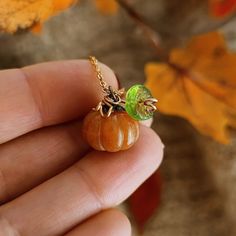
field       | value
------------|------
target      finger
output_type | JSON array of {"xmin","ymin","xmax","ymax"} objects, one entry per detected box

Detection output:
[
  {"xmin": 64, "ymin": 209, "xmax": 131, "ymax": 236},
  {"xmin": 140, "ymin": 118, "xmax": 153, "ymax": 127},
  {"xmin": 0, "ymin": 60, "xmax": 117, "ymax": 143},
  {"xmin": 0, "ymin": 126, "xmax": 164, "ymax": 236},
  {"xmin": 0, "ymin": 120, "xmax": 89, "ymax": 204}
]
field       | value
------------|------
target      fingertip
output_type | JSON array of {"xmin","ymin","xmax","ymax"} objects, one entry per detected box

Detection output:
[
  {"xmin": 138, "ymin": 125, "xmax": 164, "ymax": 172},
  {"xmin": 106, "ymin": 209, "xmax": 132, "ymax": 236},
  {"xmin": 65, "ymin": 209, "xmax": 131, "ymax": 236},
  {"xmin": 22, "ymin": 59, "xmax": 119, "ymax": 121},
  {"xmin": 98, "ymin": 62, "xmax": 119, "ymax": 90},
  {"xmin": 77, "ymin": 125, "xmax": 164, "ymax": 208},
  {"xmin": 139, "ymin": 118, "xmax": 153, "ymax": 127}
]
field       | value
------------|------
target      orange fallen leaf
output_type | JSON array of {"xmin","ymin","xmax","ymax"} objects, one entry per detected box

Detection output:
[
  {"xmin": 145, "ymin": 32, "xmax": 236, "ymax": 143},
  {"xmin": 209, "ymin": 0, "xmax": 236, "ymax": 17},
  {"xmin": 95, "ymin": 0, "xmax": 118, "ymax": 14},
  {"xmin": 0, "ymin": 0, "xmax": 77, "ymax": 33}
]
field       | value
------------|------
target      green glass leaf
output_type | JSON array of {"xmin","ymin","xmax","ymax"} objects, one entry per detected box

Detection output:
[{"xmin": 125, "ymin": 84, "xmax": 157, "ymax": 121}]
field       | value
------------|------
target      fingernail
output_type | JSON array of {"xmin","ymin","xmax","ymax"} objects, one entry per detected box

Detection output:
[
  {"xmin": 139, "ymin": 118, "xmax": 153, "ymax": 128},
  {"xmin": 161, "ymin": 142, "xmax": 165, "ymax": 149},
  {"xmin": 114, "ymin": 72, "xmax": 122, "ymax": 89}
]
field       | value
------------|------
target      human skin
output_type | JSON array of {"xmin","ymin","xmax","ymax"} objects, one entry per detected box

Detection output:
[{"xmin": 0, "ymin": 60, "xmax": 164, "ymax": 236}]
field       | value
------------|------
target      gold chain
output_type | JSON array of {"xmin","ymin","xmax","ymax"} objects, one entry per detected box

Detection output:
[{"xmin": 89, "ymin": 56, "xmax": 108, "ymax": 93}]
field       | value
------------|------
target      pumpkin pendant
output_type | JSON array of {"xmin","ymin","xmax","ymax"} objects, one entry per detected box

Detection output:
[
  {"xmin": 82, "ymin": 56, "xmax": 158, "ymax": 152},
  {"xmin": 83, "ymin": 111, "xmax": 139, "ymax": 152}
]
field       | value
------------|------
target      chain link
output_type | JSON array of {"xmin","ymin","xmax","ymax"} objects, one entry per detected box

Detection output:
[{"xmin": 89, "ymin": 56, "xmax": 109, "ymax": 94}]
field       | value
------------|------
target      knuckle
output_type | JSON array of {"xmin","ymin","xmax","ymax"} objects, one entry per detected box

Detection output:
[{"xmin": 74, "ymin": 164, "xmax": 106, "ymax": 209}]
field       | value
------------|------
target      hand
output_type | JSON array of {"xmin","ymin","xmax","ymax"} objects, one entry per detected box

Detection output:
[{"xmin": 0, "ymin": 60, "xmax": 164, "ymax": 236}]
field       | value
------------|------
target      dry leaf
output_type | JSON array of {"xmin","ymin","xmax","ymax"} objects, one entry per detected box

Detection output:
[
  {"xmin": 209, "ymin": 0, "xmax": 236, "ymax": 17},
  {"xmin": 0, "ymin": 0, "xmax": 77, "ymax": 33},
  {"xmin": 145, "ymin": 32, "xmax": 236, "ymax": 143},
  {"xmin": 95, "ymin": 0, "xmax": 118, "ymax": 14},
  {"xmin": 129, "ymin": 171, "xmax": 162, "ymax": 232}
]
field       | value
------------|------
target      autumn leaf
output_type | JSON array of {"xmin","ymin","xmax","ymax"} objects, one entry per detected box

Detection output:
[
  {"xmin": 129, "ymin": 171, "xmax": 162, "ymax": 232},
  {"xmin": 94, "ymin": 0, "xmax": 118, "ymax": 14},
  {"xmin": 209, "ymin": 0, "xmax": 236, "ymax": 17},
  {"xmin": 228, "ymin": 108, "xmax": 236, "ymax": 128},
  {"xmin": 0, "ymin": 0, "xmax": 77, "ymax": 33},
  {"xmin": 145, "ymin": 31, "xmax": 236, "ymax": 143}
]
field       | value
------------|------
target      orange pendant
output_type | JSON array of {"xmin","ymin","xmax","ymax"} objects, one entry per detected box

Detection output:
[
  {"xmin": 82, "ymin": 111, "xmax": 139, "ymax": 152},
  {"xmin": 83, "ymin": 56, "xmax": 157, "ymax": 153}
]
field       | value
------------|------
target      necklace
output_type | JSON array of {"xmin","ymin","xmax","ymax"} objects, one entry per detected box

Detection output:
[{"xmin": 82, "ymin": 56, "xmax": 157, "ymax": 152}]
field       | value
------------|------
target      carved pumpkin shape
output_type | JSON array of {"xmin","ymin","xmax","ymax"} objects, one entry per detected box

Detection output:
[{"xmin": 83, "ymin": 111, "xmax": 139, "ymax": 152}]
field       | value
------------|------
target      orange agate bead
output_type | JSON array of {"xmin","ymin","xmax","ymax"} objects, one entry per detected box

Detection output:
[{"xmin": 82, "ymin": 111, "xmax": 139, "ymax": 152}]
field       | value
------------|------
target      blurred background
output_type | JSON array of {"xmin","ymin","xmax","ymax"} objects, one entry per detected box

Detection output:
[{"xmin": 1, "ymin": 0, "xmax": 236, "ymax": 235}]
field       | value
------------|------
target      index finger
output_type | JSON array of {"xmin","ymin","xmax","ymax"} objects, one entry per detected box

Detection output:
[{"xmin": 0, "ymin": 60, "xmax": 118, "ymax": 143}]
